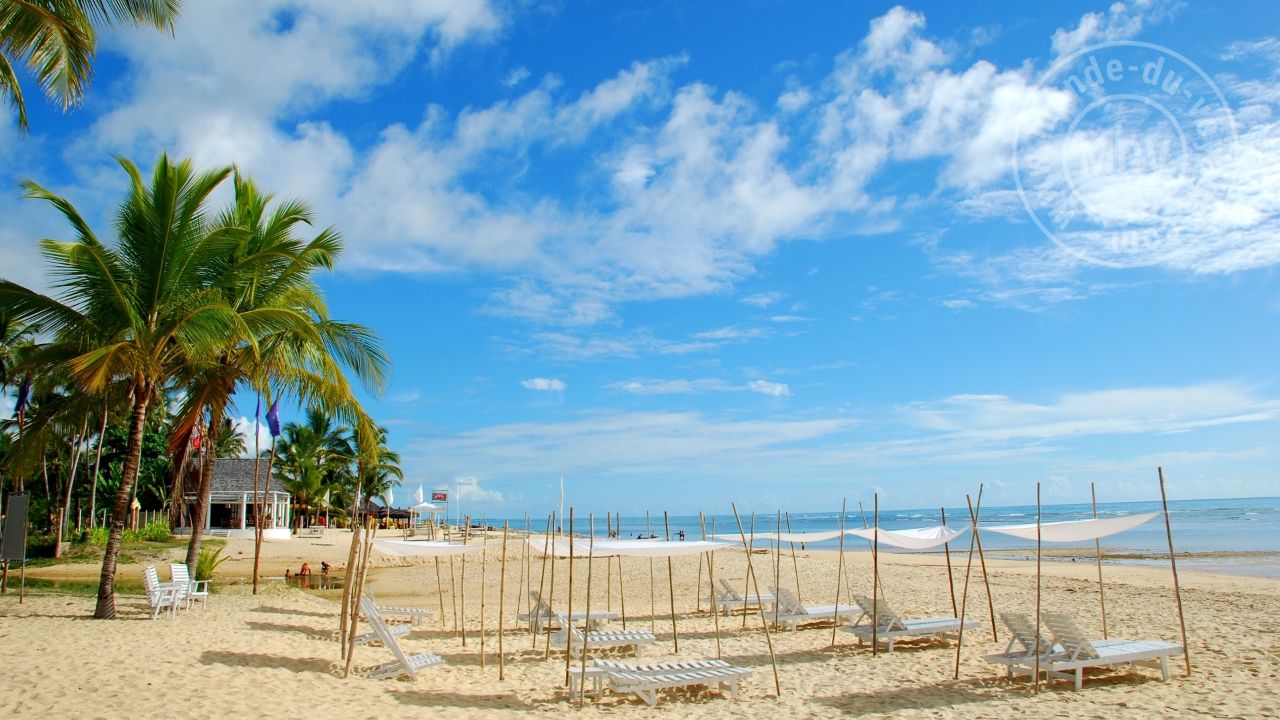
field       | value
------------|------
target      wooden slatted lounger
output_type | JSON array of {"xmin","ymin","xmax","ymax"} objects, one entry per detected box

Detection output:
[
  {"xmin": 359, "ymin": 596, "xmax": 445, "ymax": 680},
  {"xmin": 842, "ymin": 593, "xmax": 979, "ymax": 651},
  {"xmin": 1040, "ymin": 612, "xmax": 1183, "ymax": 691}
]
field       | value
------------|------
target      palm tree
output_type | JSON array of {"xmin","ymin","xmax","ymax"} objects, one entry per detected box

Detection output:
[
  {"xmin": 213, "ymin": 416, "xmax": 244, "ymax": 458},
  {"xmin": 0, "ymin": 153, "xmax": 243, "ymax": 618},
  {"xmin": 273, "ymin": 407, "xmax": 353, "ymax": 528},
  {"xmin": 173, "ymin": 172, "xmax": 387, "ymax": 569},
  {"xmin": 0, "ymin": 0, "xmax": 179, "ymax": 131},
  {"xmin": 354, "ymin": 425, "xmax": 401, "ymax": 523}
]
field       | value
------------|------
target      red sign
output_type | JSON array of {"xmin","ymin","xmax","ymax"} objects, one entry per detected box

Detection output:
[{"xmin": 431, "ymin": 491, "xmax": 447, "ymax": 502}]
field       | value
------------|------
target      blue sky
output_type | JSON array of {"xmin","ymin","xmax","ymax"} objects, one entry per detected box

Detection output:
[{"xmin": 2, "ymin": 1, "xmax": 1279, "ymax": 516}]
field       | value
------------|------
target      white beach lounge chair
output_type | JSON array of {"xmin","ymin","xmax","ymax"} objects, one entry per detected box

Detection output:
[
  {"xmin": 550, "ymin": 611, "xmax": 655, "ymax": 659},
  {"xmin": 142, "ymin": 565, "xmax": 183, "ymax": 620},
  {"xmin": 358, "ymin": 596, "xmax": 445, "ymax": 680},
  {"xmin": 768, "ymin": 586, "xmax": 860, "ymax": 631},
  {"xmin": 169, "ymin": 562, "xmax": 210, "ymax": 610},
  {"xmin": 353, "ymin": 621, "xmax": 412, "ymax": 647},
  {"xmin": 1038, "ymin": 612, "xmax": 1183, "ymax": 691},
  {"xmin": 842, "ymin": 593, "xmax": 979, "ymax": 651},
  {"xmin": 519, "ymin": 591, "xmax": 617, "ymax": 633},
  {"xmin": 366, "ymin": 591, "xmax": 432, "ymax": 625},
  {"xmin": 984, "ymin": 612, "xmax": 1064, "ymax": 678},
  {"xmin": 569, "ymin": 658, "xmax": 752, "ymax": 704},
  {"xmin": 710, "ymin": 578, "xmax": 775, "ymax": 616}
]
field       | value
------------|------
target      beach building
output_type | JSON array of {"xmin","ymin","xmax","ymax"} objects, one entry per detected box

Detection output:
[{"xmin": 176, "ymin": 458, "xmax": 292, "ymax": 540}]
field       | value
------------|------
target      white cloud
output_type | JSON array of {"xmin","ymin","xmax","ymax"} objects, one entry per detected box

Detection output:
[
  {"xmin": 230, "ymin": 415, "xmax": 272, "ymax": 458},
  {"xmin": 503, "ymin": 66, "xmax": 531, "ymax": 87},
  {"xmin": 740, "ymin": 291, "xmax": 786, "ymax": 308},
  {"xmin": 454, "ymin": 475, "xmax": 505, "ymax": 503},
  {"xmin": 521, "ymin": 377, "xmax": 566, "ymax": 392},
  {"xmin": 1051, "ymin": 0, "xmax": 1178, "ymax": 59},
  {"xmin": 746, "ymin": 380, "xmax": 791, "ymax": 397}
]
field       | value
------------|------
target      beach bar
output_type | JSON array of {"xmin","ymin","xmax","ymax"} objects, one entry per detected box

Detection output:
[{"xmin": 177, "ymin": 458, "xmax": 292, "ymax": 540}]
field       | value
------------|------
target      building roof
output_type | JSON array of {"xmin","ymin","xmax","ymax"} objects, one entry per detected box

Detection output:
[{"xmin": 207, "ymin": 458, "xmax": 287, "ymax": 495}]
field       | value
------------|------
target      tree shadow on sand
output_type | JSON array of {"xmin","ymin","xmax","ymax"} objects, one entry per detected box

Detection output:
[
  {"xmin": 245, "ymin": 620, "xmax": 334, "ymax": 641},
  {"xmin": 809, "ymin": 678, "xmax": 1013, "ymax": 716},
  {"xmin": 252, "ymin": 604, "xmax": 332, "ymax": 619},
  {"xmin": 201, "ymin": 650, "xmax": 338, "ymax": 675}
]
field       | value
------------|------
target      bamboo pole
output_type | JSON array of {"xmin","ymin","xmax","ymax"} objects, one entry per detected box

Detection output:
[
  {"xmin": 743, "ymin": 512, "xmax": 756, "ymax": 630},
  {"xmin": 700, "ymin": 512, "xmax": 721, "ymax": 658},
  {"xmin": 857, "ymin": 502, "xmax": 887, "ymax": 599},
  {"xmin": 968, "ymin": 484, "xmax": 998, "ymax": 642},
  {"xmin": 343, "ymin": 518, "xmax": 376, "ymax": 677},
  {"xmin": 449, "ymin": 555, "xmax": 459, "ymax": 637},
  {"xmin": 579, "ymin": 513, "xmax": 595, "ymax": 706},
  {"xmin": 480, "ymin": 517, "xmax": 488, "ymax": 668},
  {"xmin": 646, "ymin": 511, "xmax": 655, "ymax": 632},
  {"xmin": 461, "ymin": 515, "xmax": 469, "ymax": 647},
  {"xmin": 772, "ymin": 510, "xmax": 782, "ymax": 630},
  {"xmin": 338, "ymin": 513, "xmax": 362, "ymax": 659},
  {"xmin": 954, "ymin": 492, "xmax": 978, "ymax": 680},
  {"xmin": 544, "ymin": 512, "xmax": 557, "ymax": 659},
  {"xmin": 731, "ymin": 502, "xmax": 781, "ymax": 696},
  {"xmin": 1035, "ymin": 482, "xmax": 1042, "ymax": 694},
  {"xmin": 1091, "ymin": 482, "xmax": 1108, "ymax": 639},
  {"xmin": 785, "ymin": 512, "xmax": 802, "ymax": 605},
  {"xmin": 430, "ymin": 555, "xmax": 445, "ymax": 630},
  {"xmin": 499, "ymin": 522, "xmax": 509, "ymax": 680},
  {"xmin": 564, "ymin": 507, "xmax": 575, "ymax": 687},
  {"xmin": 1159, "ymin": 467, "xmax": 1192, "ymax": 675},
  {"xmin": 515, "ymin": 514, "xmax": 528, "ymax": 621},
  {"xmin": 617, "ymin": 551, "xmax": 627, "ymax": 629},
  {"xmin": 535, "ymin": 514, "xmax": 552, "ymax": 651},
  {"xmin": 871, "ymin": 494, "xmax": 879, "ymax": 656},
  {"xmin": 941, "ymin": 506, "xmax": 957, "ymax": 617},
  {"xmin": 830, "ymin": 498, "xmax": 848, "ymax": 647},
  {"xmin": 663, "ymin": 511, "xmax": 678, "ymax": 652},
  {"xmin": 607, "ymin": 512, "xmax": 614, "ymax": 612}
]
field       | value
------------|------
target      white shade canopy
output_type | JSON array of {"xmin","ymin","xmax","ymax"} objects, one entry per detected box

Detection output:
[
  {"xmin": 529, "ymin": 537, "xmax": 730, "ymax": 558},
  {"xmin": 845, "ymin": 524, "xmax": 969, "ymax": 550},
  {"xmin": 983, "ymin": 512, "xmax": 1159, "ymax": 543},
  {"xmin": 713, "ymin": 529, "xmax": 848, "ymax": 544},
  {"xmin": 373, "ymin": 539, "xmax": 485, "ymax": 557},
  {"xmin": 412, "ymin": 502, "xmax": 445, "ymax": 512}
]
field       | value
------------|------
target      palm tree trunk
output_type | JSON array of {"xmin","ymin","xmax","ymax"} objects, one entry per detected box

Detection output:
[
  {"xmin": 94, "ymin": 379, "xmax": 151, "ymax": 619},
  {"xmin": 168, "ymin": 428, "xmax": 194, "ymax": 528},
  {"xmin": 88, "ymin": 396, "xmax": 108, "ymax": 527},
  {"xmin": 55, "ymin": 416, "xmax": 90, "ymax": 557},
  {"xmin": 185, "ymin": 408, "xmax": 222, "ymax": 569}
]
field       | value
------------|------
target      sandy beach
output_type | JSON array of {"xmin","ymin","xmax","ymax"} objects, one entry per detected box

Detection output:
[{"xmin": 2, "ymin": 530, "xmax": 1278, "ymax": 719}]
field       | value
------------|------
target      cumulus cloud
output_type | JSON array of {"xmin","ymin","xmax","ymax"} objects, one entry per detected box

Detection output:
[
  {"xmin": 1050, "ymin": 0, "xmax": 1178, "ymax": 59},
  {"xmin": 454, "ymin": 475, "xmax": 505, "ymax": 502},
  {"xmin": 746, "ymin": 380, "xmax": 792, "ymax": 397},
  {"xmin": 230, "ymin": 415, "xmax": 272, "ymax": 457},
  {"xmin": 522, "ymin": 377, "xmax": 566, "ymax": 391}
]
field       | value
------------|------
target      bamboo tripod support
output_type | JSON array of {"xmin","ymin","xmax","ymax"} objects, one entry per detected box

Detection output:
[
  {"xmin": 664, "ymin": 511, "xmax": 678, "ymax": 652},
  {"xmin": 1159, "ymin": 467, "xmax": 1192, "ymax": 676},
  {"xmin": 1091, "ymin": 482, "xmax": 1108, "ymax": 639},
  {"xmin": 730, "ymin": 502, "xmax": 781, "ymax": 697},
  {"xmin": 499, "ymin": 522, "xmax": 508, "ymax": 680}
]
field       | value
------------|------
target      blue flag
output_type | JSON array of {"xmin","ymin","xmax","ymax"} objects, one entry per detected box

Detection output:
[
  {"xmin": 255, "ymin": 395, "xmax": 261, "ymax": 420},
  {"xmin": 14, "ymin": 376, "xmax": 31, "ymax": 416},
  {"xmin": 266, "ymin": 398, "xmax": 281, "ymax": 438}
]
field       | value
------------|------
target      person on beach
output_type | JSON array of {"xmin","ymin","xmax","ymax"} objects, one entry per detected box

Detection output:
[
  {"xmin": 321, "ymin": 561, "xmax": 331, "ymax": 575},
  {"xmin": 299, "ymin": 563, "xmax": 311, "ymax": 576}
]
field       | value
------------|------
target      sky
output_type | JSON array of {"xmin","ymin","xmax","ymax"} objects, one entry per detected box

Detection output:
[{"xmin": 2, "ymin": 0, "xmax": 1278, "ymax": 516}]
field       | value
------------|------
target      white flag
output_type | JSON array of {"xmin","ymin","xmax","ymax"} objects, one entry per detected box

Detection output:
[
  {"xmin": 384, "ymin": 487, "xmax": 394, "ymax": 508},
  {"xmin": 414, "ymin": 485, "xmax": 424, "ymax": 504}
]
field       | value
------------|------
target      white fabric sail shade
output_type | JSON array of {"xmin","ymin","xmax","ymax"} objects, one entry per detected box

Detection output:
[
  {"xmin": 845, "ymin": 525, "xmax": 969, "ymax": 550},
  {"xmin": 373, "ymin": 539, "xmax": 486, "ymax": 557},
  {"xmin": 528, "ymin": 537, "xmax": 730, "ymax": 558},
  {"xmin": 983, "ymin": 512, "xmax": 1159, "ymax": 543},
  {"xmin": 714, "ymin": 525, "xmax": 968, "ymax": 549}
]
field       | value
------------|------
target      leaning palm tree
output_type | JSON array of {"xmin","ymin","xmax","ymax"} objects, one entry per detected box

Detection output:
[
  {"xmin": 0, "ymin": 0, "xmax": 179, "ymax": 131},
  {"xmin": 172, "ymin": 173, "xmax": 387, "ymax": 570},
  {"xmin": 0, "ymin": 153, "xmax": 243, "ymax": 618}
]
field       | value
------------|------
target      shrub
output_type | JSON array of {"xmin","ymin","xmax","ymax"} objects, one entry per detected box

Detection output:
[
  {"xmin": 134, "ymin": 517, "xmax": 172, "ymax": 542},
  {"xmin": 194, "ymin": 544, "xmax": 228, "ymax": 582}
]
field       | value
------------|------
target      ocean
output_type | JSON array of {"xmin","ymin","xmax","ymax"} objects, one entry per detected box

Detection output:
[{"xmin": 493, "ymin": 496, "xmax": 1280, "ymax": 578}]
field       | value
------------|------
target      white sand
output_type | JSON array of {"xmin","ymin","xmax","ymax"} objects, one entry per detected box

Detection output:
[{"xmin": 2, "ymin": 529, "xmax": 1278, "ymax": 718}]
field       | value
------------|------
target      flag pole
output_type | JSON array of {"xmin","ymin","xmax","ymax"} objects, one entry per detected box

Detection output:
[{"xmin": 1159, "ymin": 467, "xmax": 1191, "ymax": 675}]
